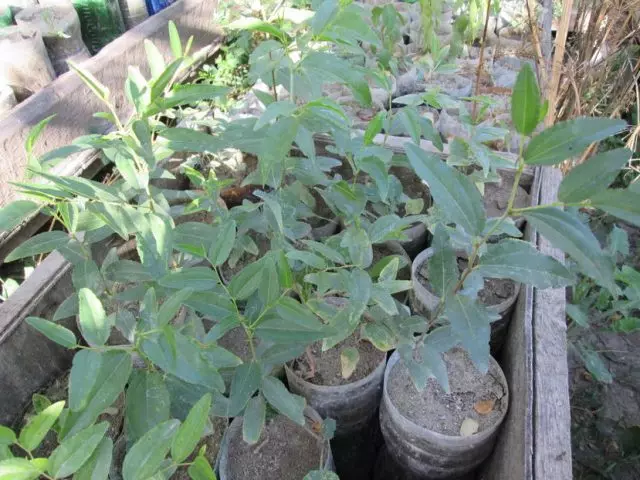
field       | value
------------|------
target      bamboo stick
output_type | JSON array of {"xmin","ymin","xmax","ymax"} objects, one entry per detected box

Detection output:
[{"xmin": 545, "ymin": 0, "xmax": 574, "ymax": 126}]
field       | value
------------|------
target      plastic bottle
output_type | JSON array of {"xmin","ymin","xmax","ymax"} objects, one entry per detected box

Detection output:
[
  {"xmin": 145, "ymin": 0, "xmax": 175, "ymax": 15},
  {"xmin": 71, "ymin": 0, "xmax": 125, "ymax": 54}
]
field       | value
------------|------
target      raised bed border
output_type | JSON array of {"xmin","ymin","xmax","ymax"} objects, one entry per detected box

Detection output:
[{"xmin": 0, "ymin": 0, "xmax": 223, "ymax": 261}]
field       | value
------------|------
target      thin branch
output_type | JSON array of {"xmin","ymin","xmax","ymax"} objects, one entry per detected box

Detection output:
[{"xmin": 471, "ymin": 0, "xmax": 493, "ymax": 122}]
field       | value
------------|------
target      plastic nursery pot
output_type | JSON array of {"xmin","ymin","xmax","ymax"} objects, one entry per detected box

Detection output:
[
  {"xmin": 285, "ymin": 337, "xmax": 387, "ymax": 436},
  {"xmin": 216, "ymin": 407, "xmax": 335, "ymax": 480},
  {"xmin": 410, "ymin": 248, "xmax": 521, "ymax": 355},
  {"xmin": 0, "ymin": 25, "xmax": 55, "ymax": 101},
  {"xmin": 15, "ymin": 5, "xmax": 90, "ymax": 75},
  {"xmin": 379, "ymin": 349, "xmax": 509, "ymax": 479}
]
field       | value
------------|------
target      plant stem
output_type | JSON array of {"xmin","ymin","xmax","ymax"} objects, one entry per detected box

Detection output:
[{"xmin": 471, "ymin": 0, "xmax": 492, "ymax": 122}]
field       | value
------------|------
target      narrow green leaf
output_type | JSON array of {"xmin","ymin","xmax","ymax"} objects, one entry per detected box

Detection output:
[
  {"xmin": 0, "ymin": 428, "xmax": 16, "ymax": 446},
  {"xmin": 78, "ymin": 288, "xmax": 110, "ymax": 347},
  {"xmin": 186, "ymin": 455, "xmax": 217, "ymax": 480},
  {"xmin": 341, "ymin": 226, "xmax": 373, "ymax": 268},
  {"xmin": 0, "ymin": 458, "xmax": 41, "ymax": 480},
  {"xmin": 427, "ymin": 226, "xmax": 458, "ymax": 297},
  {"xmin": 364, "ymin": 112, "xmax": 385, "ymax": 145},
  {"xmin": 208, "ymin": 220, "xmax": 236, "ymax": 266},
  {"xmin": 171, "ymin": 394, "xmax": 211, "ymax": 463},
  {"xmin": 286, "ymin": 250, "xmax": 327, "ymax": 269},
  {"xmin": 125, "ymin": 370, "xmax": 171, "ymax": 444},
  {"xmin": 68, "ymin": 61, "xmax": 109, "ymax": 101},
  {"xmin": 477, "ymin": 239, "xmax": 574, "ymax": 288},
  {"xmin": 566, "ymin": 303, "xmax": 590, "ymax": 328},
  {"xmin": 73, "ymin": 436, "xmax": 112, "ymax": 480},
  {"xmin": 511, "ymin": 64, "xmax": 541, "ymax": 135},
  {"xmin": 254, "ymin": 101, "xmax": 297, "ymax": 131},
  {"xmin": 0, "ymin": 201, "xmax": 40, "ymax": 232},
  {"xmin": 304, "ymin": 471, "xmax": 340, "ymax": 480},
  {"xmin": 26, "ymin": 317, "xmax": 76, "ymax": 348},
  {"xmin": 242, "ymin": 396, "xmax": 266, "ymax": 445},
  {"xmin": 229, "ymin": 362, "xmax": 262, "ymax": 412},
  {"xmin": 398, "ymin": 107, "xmax": 422, "ymax": 144},
  {"xmin": 255, "ymin": 297, "xmax": 326, "ymax": 344},
  {"xmin": 122, "ymin": 420, "xmax": 180, "ymax": 480},
  {"xmin": 405, "ymin": 143, "xmax": 485, "ymax": 236},
  {"xmin": 144, "ymin": 39, "xmax": 166, "ymax": 78},
  {"xmin": 158, "ymin": 288, "xmax": 193, "ymax": 327},
  {"xmin": 340, "ymin": 347, "xmax": 360, "ymax": 379},
  {"xmin": 62, "ymin": 352, "xmax": 132, "ymax": 438},
  {"xmin": 524, "ymin": 207, "xmax": 615, "ymax": 290},
  {"xmin": 69, "ymin": 350, "xmax": 102, "ymax": 412},
  {"xmin": 261, "ymin": 376, "xmax": 306, "ymax": 426},
  {"xmin": 523, "ymin": 118, "xmax": 627, "ymax": 165},
  {"xmin": 48, "ymin": 422, "xmax": 108, "ymax": 478},
  {"xmin": 168, "ymin": 21, "xmax": 182, "ymax": 58},
  {"xmin": 444, "ymin": 295, "xmax": 491, "ymax": 373},
  {"xmin": 228, "ymin": 261, "xmax": 265, "ymax": 300},
  {"xmin": 5, "ymin": 231, "xmax": 69, "ymax": 262},
  {"xmin": 589, "ymin": 189, "xmax": 640, "ymax": 227},
  {"xmin": 159, "ymin": 267, "xmax": 220, "ymax": 291},
  {"xmin": 558, "ymin": 148, "xmax": 632, "ymax": 202},
  {"xmin": 19, "ymin": 401, "xmax": 65, "ymax": 451}
]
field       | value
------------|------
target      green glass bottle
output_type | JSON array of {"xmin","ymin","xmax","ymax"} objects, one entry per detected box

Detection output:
[{"xmin": 72, "ymin": 0, "xmax": 125, "ymax": 54}]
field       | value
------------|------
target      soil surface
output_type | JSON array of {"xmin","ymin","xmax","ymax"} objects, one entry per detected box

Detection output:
[
  {"xmin": 417, "ymin": 257, "xmax": 516, "ymax": 306},
  {"xmin": 291, "ymin": 335, "xmax": 386, "ymax": 387},
  {"xmin": 227, "ymin": 415, "xmax": 324, "ymax": 480},
  {"xmin": 218, "ymin": 326, "xmax": 253, "ymax": 363},
  {"xmin": 388, "ymin": 349, "xmax": 507, "ymax": 436},
  {"xmin": 389, "ymin": 166, "xmax": 430, "ymax": 216},
  {"xmin": 570, "ymin": 328, "xmax": 640, "ymax": 480}
]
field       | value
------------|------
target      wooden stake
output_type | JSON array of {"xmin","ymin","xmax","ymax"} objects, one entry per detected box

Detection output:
[{"xmin": 546, "ymin": 0, "xmax": 574, "ymax": 126}]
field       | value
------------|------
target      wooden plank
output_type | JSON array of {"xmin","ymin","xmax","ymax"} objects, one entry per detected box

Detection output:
[
  {"xmin": 0, "ymin": 0, "xmax": 223, "ymax": 209},
  {"xmin": 532, "ymin": 166, "xmax": 573, "ymax": 478}
]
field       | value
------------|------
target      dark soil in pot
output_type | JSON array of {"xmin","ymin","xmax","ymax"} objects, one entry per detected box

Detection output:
[
  {"xmin": 218, "ymin": 412, "xmax": 333, "ymax": 480},
  {"xmin": 391, "ymin": 165, "xmax": 432, "ymax": 257},
  {"xmin": 290, "ymin": 335, "xmax": 386, "ymax": 387},
  {"xmin": 380, "ymin": 349, "xmax": 509, "ymax": 479}
]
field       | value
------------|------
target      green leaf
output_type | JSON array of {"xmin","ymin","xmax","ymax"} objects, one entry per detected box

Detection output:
[
  {"xmin": 341, "ymin": 226, "xmax": 373, "ymax": 268},
  {"xmin": 5, "ymin": 231, "xmax": 69, "ymax": 262},
  {"xmin": 427, "ymin": 226, "xmax": 458, "ymax": 298},
  {"xmin": 78, "ymin": 288, "xmax": 110, "ymax": 347},
  {"xmin": 0, "ymin": 201, "xmax": 40, "ymax": 232},
  {"xmin": 68, "ymin": 61, "xmax": 109, "ymax": 101},
  {"xmin": 158, "ymin": 288, "xmax": 194, "ymax": 327},
  {"xmin": 168, "ymin": 20, "xmax": 182, "ymax": 58},
  {"xmin": 104, "ymin": 260, "xmax": 153, "ymax": 283},
  {"xmin": 19, "ymin": 401, "xmax": 65, "ymax": 451},
  {"xmin": 159, "ymin": 128, "xmax": 226, "ymax": 154},
  {"xmin": 360, "ymin": 156, "xmax": 389, "ymax": 202},
  {"xmin": 0, "ymin": 458, "xmax": 41, "ymax": 480},
  {"xmin": 589, "ymin": 189, "xmax": 640, "ymax": 227},
  {"xmin": 261, "ymin": 376, "xmax": 306, "ymax": 426},
  {"xmin": 405, "ymin": 143, "xmax": 485, "ymax": 236},
  {"xmin": 523, "ymin": 118, "xmax": 627, "ymax": 165},
  {"xmin": 477, "ymin": 239, "xmax": 574, "ymax": 288},
  {"xmin": 25, "ymin": 114, "xmax": 56, "ymax": 156},
  {"xmin": 286, "ymin": 250, "xmax": 327, "ymax": 269},
  {"xmin": 361, "ymin": 322, "xmax": 395, "ymax": 351},
  {"xmin": 229, "ymin": 362, "xmax": 262, "ymax": 413},
  {"xmin": 340, "ymin": 347, "xmax": 360, "ymax": 379},
  {"xmin": 186, "ymin": 455, "xmax": 217, "ymax": 480},
  {"xmin": 73, "ymin": 436, "xmax": 112, "ymax": 480},
  {"xmin": 364, "ymin": 112, "xmax": 385, "ymax": 145},
  {"xmin": 48, "ymin": 422, "xmax": 108, "ymax": 478},
  {"xmin": 524, "ymin": 207, "xmax": 615, "ymax": 290},
  {"xmin": 62, "ymin": 352, "xmax": 132, "ymax": 438},
  {"xmin": 0, "ymin": 428, "xmax": 15, "ymax": 446},
  {"xmin": 144, "ymin": 39, "xmax": 166, "ymax": 78},
  {"xmin": 576, "ymin": 344, "xmax": 613, "ymax": 383},
  {"xmin": 228, "ymin": 261, "xmax": 265, "ymax": 300},
  {"xmin": 26, "ymin": 317, "xmax": 76, "ymax": 348},
  {"xmin": 255, "ymin": 297, "xmax": 326, "ymax": 344},
  {"xmin": 566, "ymin": 303, "xmax": 590, "ymax": 328},
  {"xmin": 444, "ymin": 295, "xmax": 491, "ymax": 373},
  {"xmin": 208, "ymin": 220, "xmax": 236, "ymax": 266},
  {"xmin": 242, "ymin": 395, "xmax": 266, "ymax": 445},
  {"xmin": 125, "ymin": 371, "xmax": 171, "ymax": 444},
  {"xmin": 147, "ymin": 84, "xmax": 230, "ymax": 115},
  {"xmin": 137, "ymin": 214, "xmax": 173, "ymax": 278},
  {"xmin": 159, "ymin": 268, "xmax": 220, "ymax": 291},
  {"xmin": 228, "ymin": 16, "xmax": 287, "ymax": 41},
  {"xmin": 558, "ymin": 148, "xmax": 632, "ymax": 202},
  {"xmin": 122, "ymin": 420, "xmax": 180, "ymax": 480},
  {"xmin": 171, "ymin": 394, "xmax": 211, "ymax": 463},
  {"xmin": 398, "ymin": 107, "xmax": 422, "ymax": 144},
  {"xmin": 69, "ymin": 350, "xmax": 102, "ymax": 412},
  {"xmin": 255, "ymin": 101, "xmax": 297, "ymax": 130},
  {"xmin": 510, "ymin": 64, "xmax": 541, "ymax": 135}
]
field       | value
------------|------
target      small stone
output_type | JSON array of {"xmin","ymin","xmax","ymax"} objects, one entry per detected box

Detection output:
[{"xmin": 460, "ymin": 418, "xmax": 479, "ymax": 437}]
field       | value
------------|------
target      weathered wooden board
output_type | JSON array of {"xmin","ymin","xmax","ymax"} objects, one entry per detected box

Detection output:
[{"xmin": 0, "ymin": 0, "xmax": 223, "ymax": 258}]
